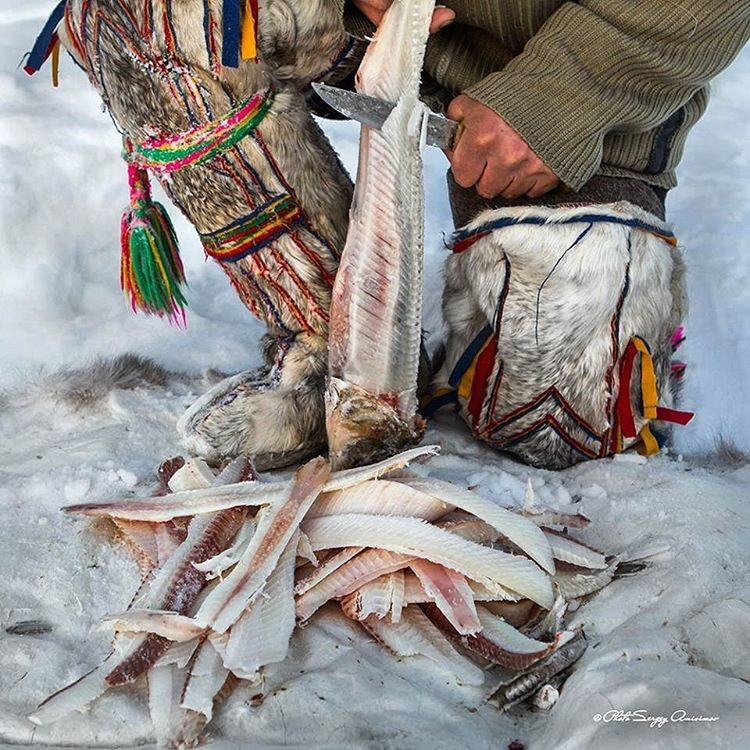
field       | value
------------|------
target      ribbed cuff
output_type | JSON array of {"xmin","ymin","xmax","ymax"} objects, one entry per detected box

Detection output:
[{"xmin": 465, "ymin": 71, "xmax": 604, "ymax": 191}]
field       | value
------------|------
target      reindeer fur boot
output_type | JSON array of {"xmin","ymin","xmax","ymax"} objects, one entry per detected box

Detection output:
[
  {"xmin": 58, "ymin": 0, "xmax": 361, "ymax": 467},
  {"xmin": 429, "ymin": 196, "xmax": 692, "ymax": 470}
]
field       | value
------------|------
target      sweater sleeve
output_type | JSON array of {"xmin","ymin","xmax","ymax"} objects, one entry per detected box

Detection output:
[{"xmin": 464, "ymin": 1, "xmax": 750, "ymax": 189}]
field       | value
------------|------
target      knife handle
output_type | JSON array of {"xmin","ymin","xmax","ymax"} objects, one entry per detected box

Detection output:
[{"xmin": 449, "ymin": 120, "xmax": 466, "ymax": 152}]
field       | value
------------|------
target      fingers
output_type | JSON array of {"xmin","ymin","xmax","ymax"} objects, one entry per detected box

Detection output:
[
  {"xmin": 353, "ymin": 0, "xmax": 392, "ymax": 26},
  {"xmin": 353, "ymin": 1, "xmax": 453, "ymax": 31},
  {"xmin": 474, "ymin": 143, "xmax": 529, "ymax": 198},
  {"xmin": 447, "ymin": 97, "xmax": 487, "ymax": 189},
  {"xmin": 476, "ymin": 166, "xmax": 560, "ymax": 200},
  {"xmin": 447, "ymin": 97, "xmax": 561, "ymax": 200},
  {"xmin": 450, "ymin": 131, "xmax": 487, "ymax": 190},
  {"xmin": 526, "ymin": 175, "xmax": 561, "ymax": 199},
  {"xmin": 455, "ymin": 150, "xmax": 560, "ymax": 200},
  {"xmin": 430, "ymin": 6, "xmax": 456, "ymax": 34},
  {"xmin": 446, "ymin": 95, "xmax": 468, "ymax": 123},
  {"xmin": 475, "ymin": 167, "xmax": 513, "ymax": 199}
]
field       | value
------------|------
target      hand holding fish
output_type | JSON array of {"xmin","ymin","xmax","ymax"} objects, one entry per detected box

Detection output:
[
  {"xmin": 352, "ymin": 0, "xmax": 456, "ymax": 34},
  {"xmin": 446, "ymin": 94, "xmax": 561, "ymax": 199}
]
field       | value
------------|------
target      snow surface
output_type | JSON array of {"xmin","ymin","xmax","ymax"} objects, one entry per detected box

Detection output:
[{"xmin": 2, "ymin": 4, "xmax": 750, "ymax": 749}]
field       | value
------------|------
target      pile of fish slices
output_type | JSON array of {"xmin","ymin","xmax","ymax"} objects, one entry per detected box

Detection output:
[{"xmin": 29, "ymin": 446, "xmax": 627, "ymax": 747}]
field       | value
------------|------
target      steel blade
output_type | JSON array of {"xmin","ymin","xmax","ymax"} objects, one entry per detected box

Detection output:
[{"xmin": 311, "ymin": 82, "xmax": 459, "ymax": 150}]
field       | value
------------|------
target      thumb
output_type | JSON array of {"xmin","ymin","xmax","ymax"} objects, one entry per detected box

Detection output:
[
  {"xmin": 430, "ymin": 6, "xmax": 455, "ymax": 34},
  {"xmin": 447, "ymin": 94, "xmax": 470, "ymax": 122}
]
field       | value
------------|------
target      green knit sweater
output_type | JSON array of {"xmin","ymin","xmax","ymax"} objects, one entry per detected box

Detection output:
[{"xmin": 342, "ymin": 1, "xmax": 750, "ymax": 190}]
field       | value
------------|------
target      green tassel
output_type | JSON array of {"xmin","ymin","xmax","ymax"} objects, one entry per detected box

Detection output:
[{"xmin": 121, "ymin": 160, "xmax": 187, "ymax": 325}]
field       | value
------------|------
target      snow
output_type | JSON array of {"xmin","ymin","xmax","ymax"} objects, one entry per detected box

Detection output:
[{"xmin": 1, "ymin": 5, "xmax": 750, "ymax": 749}]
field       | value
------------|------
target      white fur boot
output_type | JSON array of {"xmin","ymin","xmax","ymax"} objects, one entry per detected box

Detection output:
[{"xmin": 430, "ymin": 202, "xmax": 691, "ymax": 469}]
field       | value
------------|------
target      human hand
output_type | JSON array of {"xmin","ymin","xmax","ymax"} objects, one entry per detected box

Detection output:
[
  {"xmin": 351, "ymin": 1, "xmax": 455, "ymax": 34},
  {"xmin": 446, "ymin": 95, "xmax": 560, "ymax": 199}
]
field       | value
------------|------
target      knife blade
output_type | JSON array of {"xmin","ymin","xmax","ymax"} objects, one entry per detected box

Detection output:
[{"xmin": 311, "ymin": 82, "xmax": 461, "ymax": 150}]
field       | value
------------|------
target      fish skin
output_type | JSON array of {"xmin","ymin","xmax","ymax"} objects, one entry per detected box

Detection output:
[
  {"xmin": 423, "ymin": 603, "xmax": 555, "ymax": 671},
  {"xmin": 490, "ymin": 629, "xmax": 587, "ymax": 711},
  {"xmin": 106, "ymin": 505, "xmax": 248, "ymax": 686},
  {"xmin": 326, "ymin": 0, "xmax": 436, "ymax": 468}
]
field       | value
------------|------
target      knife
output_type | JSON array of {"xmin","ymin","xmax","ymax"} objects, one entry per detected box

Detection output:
[{"xmin": 311, "ymin": 82, "xmax": 462, "ymax": 150}]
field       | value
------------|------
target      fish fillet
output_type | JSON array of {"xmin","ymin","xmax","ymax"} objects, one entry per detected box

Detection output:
[
  {"xmin": 326, "ymin": 0, "xmax": 436, "ymax": 468},
  {"xmin": 542, "ymin": 528, "xmax": 607, "ymax": 569},
  {"xmin": 295, "ymin": 547, "xmax": 414, "ymax": 622},
  {"xmin": 294, "ymin": 546, "xmax": 364, "ymax": 596},
  {"xmin": 554, "ymin": 558, "xmax": 619, "ymax": 599},
  {"xmin": 64, "ymin": 445, "xmax": 439, "ymax": 521},
  {"xmin": 101, "ymin": 610, "xmax": 205, "ymax": 642},
  {"xmin": 30, "ymin": 462, "xmax": 247, "ymax": 723},
  {"xmin": 192, "ymin": 518, "xmax": 256, "ymax": 579},
  {"xmin": 410, "ymin": 560, "xmax": 481, "ymax": 635},
  {"xmin": 180, "ymin": 639, "xmax": 229, "ymax": 721},
  {"xmin": 395, "ymin": 476, "xmax": 555, "ymax": 574},
  {"xmin": 303, "ymin": 514, "xmax": 553, "ymax": 608},
  {"xmin": 341, "ymin": 575, "xmax": 395, "ymax": 621},
  {"xmin": 222, "ymin": 531, "xmax": 299, "ymax": 678},
  {"xmin": 195, "ymin": 458, "xmax": 330, "ymax": 633},
  {"xmin": 390, "ymin": 570, "xmax": 406, "ymax": 623},
  {"xmin": 361, "ymin": 605, "xmax": 484, "ymax": 686},
  {"xmin": 308, "ymin": 479, "xmax": 451, "ymax": 521},
  {"xmin": 106, "ymin": 505, "xmax": 248, "ymax": 685}
]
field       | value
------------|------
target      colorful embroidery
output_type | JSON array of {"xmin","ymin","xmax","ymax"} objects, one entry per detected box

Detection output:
[
  {"xmin": 130, "ymin": 88, "xmax": 275, "ymax": 173},
  {"xmin": 451, "ymin": 213, "xmax": 678, "ymax": 255},
  {"xmin": 201, "ymin": 194, "xmax": 305, "ymax": 263}
]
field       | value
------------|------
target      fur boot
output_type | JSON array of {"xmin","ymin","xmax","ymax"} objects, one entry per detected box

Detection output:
[
  {"xmin": 60, "ymin": 0, "xmax": 357, "ymax": 466},
  {"xmin": 431, "ymin": 200, "xmax": 689, "ymax": 470}
]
